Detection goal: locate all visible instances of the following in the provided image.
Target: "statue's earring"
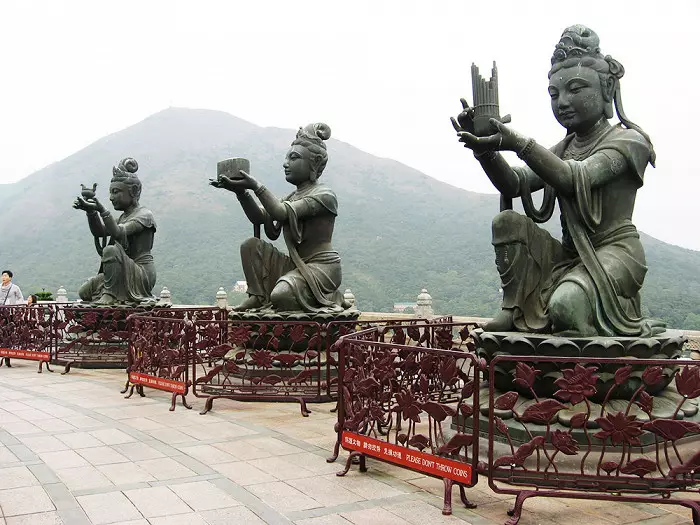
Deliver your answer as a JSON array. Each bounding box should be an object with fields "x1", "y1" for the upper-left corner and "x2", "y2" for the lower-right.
[{"x1": 604, "y1": 78, "x2": 615, "y2": 119}]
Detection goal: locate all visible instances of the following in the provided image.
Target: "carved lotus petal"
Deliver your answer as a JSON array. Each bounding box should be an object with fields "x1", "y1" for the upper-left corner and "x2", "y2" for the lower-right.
[
  {"x1": 627, "y1": 339, "x2": 661, "y2": 359},
  {"x1": 502, "y1": 335, "x2": 536, "y2": 357},
  {"x1": 539, "y1": 338, "x2": 580, "y2": 357},
  {"x1": 581, "y1": 339, "x2": 624, "y2": 358}
]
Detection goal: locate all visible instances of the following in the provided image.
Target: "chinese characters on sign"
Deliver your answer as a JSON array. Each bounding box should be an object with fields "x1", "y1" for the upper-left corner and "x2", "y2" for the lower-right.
[
  {"x1": 341, "y1": 431, "x2": 472, "y2": 484},
  {"x1": 128, "y1": 372, "x2": 186, "y2": 394}
]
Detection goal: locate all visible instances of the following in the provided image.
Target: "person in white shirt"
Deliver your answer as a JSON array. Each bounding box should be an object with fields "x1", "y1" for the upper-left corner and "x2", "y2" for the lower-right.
[{"x1": 1, "y1": 270, "x2": 24, "y2": 305}]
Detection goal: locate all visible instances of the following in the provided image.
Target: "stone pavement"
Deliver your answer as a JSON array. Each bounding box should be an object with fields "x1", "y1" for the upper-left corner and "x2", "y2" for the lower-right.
[{"x1": 0, "y1": 363, "x2": 694, "y2": 525}]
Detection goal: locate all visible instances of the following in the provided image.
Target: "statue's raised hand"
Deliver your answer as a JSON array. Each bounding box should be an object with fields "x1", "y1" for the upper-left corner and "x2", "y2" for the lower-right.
[
  {"x1": 450, "y1": 98, "x2": 476, "y2": 135},
  {"x1": 487, "y1": 119, "x2": 531, "y2": 153},
  {"x1": 73, "y1": 196, "x2": 105, "y2": 213},
  {"x1": 209, "y1": 170, "x2": 259, "y2": 194}
]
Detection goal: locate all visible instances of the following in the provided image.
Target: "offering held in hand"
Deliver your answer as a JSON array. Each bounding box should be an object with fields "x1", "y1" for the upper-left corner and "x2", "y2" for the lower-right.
[
  {"x1": 217, "y1": 158, "x2": 250, "y2": 181},
  {"x1": 471, "y1": 62, "x2": 510, "y2": 136}
]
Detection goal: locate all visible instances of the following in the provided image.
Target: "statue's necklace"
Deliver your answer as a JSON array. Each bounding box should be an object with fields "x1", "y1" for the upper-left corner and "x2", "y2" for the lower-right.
[{"x1": 566, "y1": 123, "x2": 613, "y2": 161}]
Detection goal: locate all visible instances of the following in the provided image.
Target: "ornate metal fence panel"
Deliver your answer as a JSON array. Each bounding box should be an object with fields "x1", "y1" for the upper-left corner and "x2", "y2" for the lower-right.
[
  {"x1": 333, "y1": 323, "x2": 482, "y2": 515},
  {"x1": 190, "y1": 319, "x2": 325, "y2": 416},
  {"x1": 124, "y1": 308, "x2": 225, "y2": 411},
  {"x1": 487, "y1": 355, "x2": 700, "y2": 524},
  {"x1": 324, "y1": 318, "x2": 435, "y2": 401},
  {"x1": 51, "y1": 305, "x2": 147, "y2": 373},
  {"x1": 0, "y1": 305, "x2": 54, "y2": 372}
]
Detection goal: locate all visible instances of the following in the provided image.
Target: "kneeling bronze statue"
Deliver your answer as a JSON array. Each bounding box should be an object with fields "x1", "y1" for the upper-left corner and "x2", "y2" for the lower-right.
[
  {"x1": 211, "y1": 123, "x2": 351, "y2": 314},
  {"x1": 74, "y1": 158, "x2": 157, "y2": 306}
]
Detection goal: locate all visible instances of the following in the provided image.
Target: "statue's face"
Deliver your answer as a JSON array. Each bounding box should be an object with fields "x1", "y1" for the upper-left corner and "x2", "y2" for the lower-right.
[
  {"x1": 548, "y1": 65, "x2": 606, "y2": 133},
  {"x1": 283, "y1": 145, "x2": 313, "y2": 185},
  {"x1": 109, "y1": 182, "x2": 134, "y2": 211}
]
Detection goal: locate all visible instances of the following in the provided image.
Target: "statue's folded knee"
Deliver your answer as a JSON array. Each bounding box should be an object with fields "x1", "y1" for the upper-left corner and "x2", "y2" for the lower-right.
[
  {"x1": 549, "y1": 281, "x2": 595, "y2": 335},
  {"x1": 78, "y1": 283, "x2": 92, "y2": 301},
  {"x1": 270, "y1": 281, "x2": 298, "y2": 311}
]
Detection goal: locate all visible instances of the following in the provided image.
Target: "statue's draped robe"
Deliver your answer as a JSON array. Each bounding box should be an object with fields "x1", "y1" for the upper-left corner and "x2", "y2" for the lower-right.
[
  {"x1": 80, "y1": 206, "x2": 157, "y2": 303},
  {"x1": 241, "y1": 183, "x2": 344, "y2": 313},
  {"x1": 498, "y1": 124, "x2": 663, "y2": 336}
]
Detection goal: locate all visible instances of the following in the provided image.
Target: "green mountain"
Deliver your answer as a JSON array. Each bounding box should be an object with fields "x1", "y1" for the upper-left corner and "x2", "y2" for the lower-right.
[{"x1": 2, "y1": 108, "x2": 699, "y2": 329}]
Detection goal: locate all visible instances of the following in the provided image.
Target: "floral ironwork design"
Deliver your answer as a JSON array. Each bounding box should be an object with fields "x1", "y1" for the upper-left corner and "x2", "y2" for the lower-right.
[
  {"x1": 334, "y1": 322, "x2": 482, "y2": 515},
  {"x1": 488, "y1": 355, "x2": 700, "y2": 524}
]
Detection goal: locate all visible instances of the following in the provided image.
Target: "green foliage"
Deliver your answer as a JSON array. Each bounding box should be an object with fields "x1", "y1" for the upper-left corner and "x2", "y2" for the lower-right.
[
  {"x1": 1, "y1": 108, "x2": 699, "y2": 329},
  {"x1": 34, "y1": 290, "x2": 54, "y2": 301}
]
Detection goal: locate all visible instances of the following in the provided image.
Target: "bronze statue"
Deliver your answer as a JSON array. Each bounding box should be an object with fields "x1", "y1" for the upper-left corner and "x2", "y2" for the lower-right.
[
  {"x1": 73, "y1": 158, "x2": 157, "y2": 305},
  {"x1": 211, "y1": 123, "x2": 347, "y2": 313},
  {"x1": 453, "y1": 25, "x2": 664, "y2": 337}
]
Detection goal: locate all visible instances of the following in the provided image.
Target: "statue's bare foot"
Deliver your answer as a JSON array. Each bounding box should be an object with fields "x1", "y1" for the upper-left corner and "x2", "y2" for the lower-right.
[
  {"x1": 95, "y1": 293, "x2": 118, "y2": 306},
  {"x1": 484, "y1": 309, "x2": 515, "y2": 332},
  {"x1": 232, "y1": 295, "x2": 264, "y2": 311}
]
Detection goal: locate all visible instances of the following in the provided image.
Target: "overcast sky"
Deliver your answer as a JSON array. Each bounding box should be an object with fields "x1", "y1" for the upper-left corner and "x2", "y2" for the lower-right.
[{"x1": 2, "y1": 1, "x2": 699, "y2": 250}]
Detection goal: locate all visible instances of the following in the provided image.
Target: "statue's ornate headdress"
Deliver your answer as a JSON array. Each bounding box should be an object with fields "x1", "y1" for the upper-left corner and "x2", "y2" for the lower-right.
[
  {"x1": 111, "y1": 157, "x2": 142, "y2": 199},
  {"x1": 549, "y1": 25, "x2": 655, "y2": 166},
  {"x1": 291, "y1": 123, "x2": 332, "y2": 180}
]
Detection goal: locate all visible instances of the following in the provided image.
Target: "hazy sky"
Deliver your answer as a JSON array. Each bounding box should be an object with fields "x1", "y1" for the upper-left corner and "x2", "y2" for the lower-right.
[{"x1": 2, "y1": 1, "x2": 699, "y2": 250}]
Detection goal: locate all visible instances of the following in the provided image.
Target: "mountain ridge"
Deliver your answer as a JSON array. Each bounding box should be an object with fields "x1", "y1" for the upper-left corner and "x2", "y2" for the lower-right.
[{"x1": 2, "y1": 107, "x2": 699, "y2": 329}]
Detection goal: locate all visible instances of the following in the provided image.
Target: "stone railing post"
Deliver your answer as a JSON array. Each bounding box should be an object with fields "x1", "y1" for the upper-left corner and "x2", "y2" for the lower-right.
[
  {"x1": 56, "y1": 286, "x2": 68, "y2": 303},
  {"x1": 415, "y1": 288, "x2": 433, "y2": 318},
  {"x1": 159, "y1": 286, "x2": 172, "y2": 306},
  {"x1": 343, "y1": 288, "x2": 356, "y2": 308},
  {"x1": 216, "y1": 287, "x2": 228, "y2": 309}
]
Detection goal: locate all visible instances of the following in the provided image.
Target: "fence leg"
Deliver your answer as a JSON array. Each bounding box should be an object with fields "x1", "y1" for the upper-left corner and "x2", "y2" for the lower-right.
[
  {"x1": 125, "y1": 385, "x2": 137, "y2": 399},
  {"x1": 689, "y1": 502, "x2": 699, "y2": 525},
  {"x1": 297, "y1": 398, "x2": 311, "y2": 417},
  {"x1": 442, "y1": 478, "x2": 454, "y2": 515},
  {"x1": 336, "y1": 451, "x2": 364, "y2": 477},
  {"x1": 2, "y1": 358, "x2": 11, "y2": 367},
  {"x1": 505, "y1": 490, "x2": 535, "y2": 525},
  {"x1": 44, "y1": 361, "x2": 53, "y2": 373},
  {"x1": 327, "y1": 423, "x2": 342, "y2": 463},
  {"x1": 200, "y1": 396, "x2": 216, "y2": 415},
  {"x1": 120, "y1": 377, "x2": 130, "y2": 394},
  {"x1": 459, "y1": 484, "x2": 477, "y2": 509},
  {"x1": 180, "y1": 394, "x2": 192, "y2": 410}
]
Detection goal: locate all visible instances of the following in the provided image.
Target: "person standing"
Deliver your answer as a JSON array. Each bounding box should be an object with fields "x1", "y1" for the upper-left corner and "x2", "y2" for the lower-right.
[{"x1": 1, "y1": 270, "x2": 24, "y2": 305}]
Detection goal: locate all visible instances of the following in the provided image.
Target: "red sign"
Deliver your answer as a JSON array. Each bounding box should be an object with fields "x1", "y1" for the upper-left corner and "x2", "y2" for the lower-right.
[
  {"x1": 341, "y1": 431, "x2": 472, "y2": 484},
  {"x1": 0, "y1": 348, "x2": 51, "y2": 361},
  {"x1": 129, "y1": 372, "x2": 186, "y2": 394}
]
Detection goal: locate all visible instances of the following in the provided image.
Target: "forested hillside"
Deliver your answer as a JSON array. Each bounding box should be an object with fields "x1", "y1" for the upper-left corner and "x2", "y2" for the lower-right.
[{"x1": 2, "y1": 108, "x2": 699, "y2": 328}]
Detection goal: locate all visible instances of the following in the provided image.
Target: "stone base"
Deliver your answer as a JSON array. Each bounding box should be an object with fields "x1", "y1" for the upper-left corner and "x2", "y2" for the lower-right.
[{"x1": 473, "y1": 328, "x2": 687, "y2": 401}]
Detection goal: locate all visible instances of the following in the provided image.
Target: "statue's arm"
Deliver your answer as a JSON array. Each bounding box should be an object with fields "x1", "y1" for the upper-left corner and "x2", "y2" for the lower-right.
[
  {"x1": 99, "y1": 212, "x2": 146, "y2": 244},
  {"x1": 253, "y1": 185, "x2": 287, "y2": 222},
  {"x1": 476, "y1": 152, "x2": 545, "y2": 197},
  {"x1": 86, "y1": 211, "x2": 107, "y2": 237},
  {"x1": 236, "y1": 190, "x2": 266, "y2": 224},
  {"x1": 520, "y1": 145, "x2": 626, "y2": 195}
]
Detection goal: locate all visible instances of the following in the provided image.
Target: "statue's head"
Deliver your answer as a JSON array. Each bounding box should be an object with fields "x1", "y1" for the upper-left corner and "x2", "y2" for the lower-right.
[
  {"x1": 109, "y1": 157, "x2": 141, "y2": 210},
  {"x1": 548, "y1": 25, "x2": 655, "y2": 164},
  {"x1": 284, "y1": 123, "x2": 331, "y2": 184}
]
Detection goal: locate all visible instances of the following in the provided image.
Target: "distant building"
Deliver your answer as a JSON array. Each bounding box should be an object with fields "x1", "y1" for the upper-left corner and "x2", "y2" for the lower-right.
[
  {"x1": 393, "y1": 302, "x2": 417, "y2": 313},
  {"x1": 232, "y1": 281, "x2": 248, "y2": 293}
]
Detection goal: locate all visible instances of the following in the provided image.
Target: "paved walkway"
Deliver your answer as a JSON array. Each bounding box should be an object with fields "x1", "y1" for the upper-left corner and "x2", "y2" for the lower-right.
[{"x1": 0, "y1": 363, "x2": 694, "y2": 524}]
